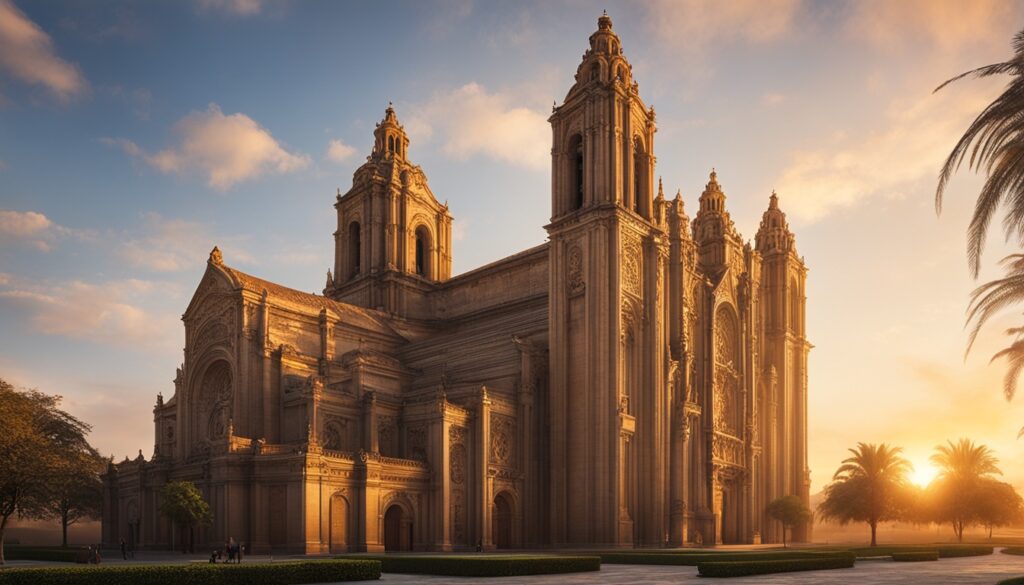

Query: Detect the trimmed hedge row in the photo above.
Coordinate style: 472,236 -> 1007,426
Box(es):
697,553 -> 856,578
348,555 -> 600,576
2,546 -> 82,563
843,544 -> 993,558
891,551 -> 939,562
1002,546 -> 1024,556
0,559 -> 381,585
600,550 -> 849,566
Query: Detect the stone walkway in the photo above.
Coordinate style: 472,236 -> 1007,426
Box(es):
3,549 -> 1022,584
378,550 -> 1024,584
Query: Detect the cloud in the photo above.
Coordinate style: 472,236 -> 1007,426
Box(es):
104,104 -> 311,191
196,0 -> 262,16
847,0 -> 1018,52
0,0 -> 88,101
407,83 -> 548,170
0,209 -> 70,251
0,275 -> 181,353
774,86 -> 998,223
324,139 -> 357,163
644,0 -> 801,53
119,212 -> 256,272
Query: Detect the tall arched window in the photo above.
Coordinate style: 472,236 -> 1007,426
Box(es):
387,136 -> 395,153
569,134 -> 584,212
348,221 -> 361,279
633,137 -> 645,215
414,226 -> 431,278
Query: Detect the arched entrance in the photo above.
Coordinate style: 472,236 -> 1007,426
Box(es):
492,492 -> 513,549
329,494 -> 349,553
383,505 -> 412,551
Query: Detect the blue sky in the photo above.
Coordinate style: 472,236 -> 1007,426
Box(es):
3,0 -> 1024,491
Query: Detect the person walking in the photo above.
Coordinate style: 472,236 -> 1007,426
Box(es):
119,538 -> 127,560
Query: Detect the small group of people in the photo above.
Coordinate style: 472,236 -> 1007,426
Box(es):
209,537 -> 244,564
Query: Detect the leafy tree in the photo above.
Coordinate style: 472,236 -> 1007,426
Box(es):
934,28 -> 1024,427
159,481 -> 211,553
47,449 -> 105,547
817,442 -> 913,546
765,495 -> 811,547
928,438 -> 1003,542
975,478 -> 1024,539
0,379 -> 95,564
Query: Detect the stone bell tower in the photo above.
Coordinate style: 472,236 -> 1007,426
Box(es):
326,104 -> 453,318
546,12 -> 669,547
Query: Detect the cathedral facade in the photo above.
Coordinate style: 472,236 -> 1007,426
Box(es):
102,14 -> 810,552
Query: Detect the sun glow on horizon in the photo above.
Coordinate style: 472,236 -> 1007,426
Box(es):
910,460 -> 940,488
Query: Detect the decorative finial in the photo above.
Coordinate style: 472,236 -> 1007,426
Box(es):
209,246 -> 223,265
675,188 -> 683,201
658,176 -> 664,197
336,187 -> 341,197
326,269 -> 333,288
769,190 -> 779,209
603,9 -> 607,16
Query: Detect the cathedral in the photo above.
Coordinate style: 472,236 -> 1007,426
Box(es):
102,14 -> 810,553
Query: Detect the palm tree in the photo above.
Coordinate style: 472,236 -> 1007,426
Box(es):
817,442 -> 914,546
929,438 -> 1002,541
935,29 -> 1024,429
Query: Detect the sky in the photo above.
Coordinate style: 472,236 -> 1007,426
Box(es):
2,0 -> 1024,496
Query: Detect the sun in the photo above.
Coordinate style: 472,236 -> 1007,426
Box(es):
910,460 -> 939,488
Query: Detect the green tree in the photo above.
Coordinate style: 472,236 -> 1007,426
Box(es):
817,442 -> 913,547
975,478 -> 1024,539
928,438 -> 1003,542
0,379 -> 95,565
47,449 -> 105,548
765,495 -> 811,547
159,481 -> 211,553
934,28 -> 1024,427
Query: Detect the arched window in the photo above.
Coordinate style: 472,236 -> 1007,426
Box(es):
414,226 -> 431,278
569,134 -> 584,212
388,136 -> 395,153
348,221 -> 361,279
633,137 -> 645,215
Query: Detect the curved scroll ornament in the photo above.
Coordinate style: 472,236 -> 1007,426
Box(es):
567,245 -> 584,294
490,415 -> 515,466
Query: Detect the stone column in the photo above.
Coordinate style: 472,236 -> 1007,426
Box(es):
476,387 -> 493,550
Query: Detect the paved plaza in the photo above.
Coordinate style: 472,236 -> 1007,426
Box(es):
3,549 -> 1023,584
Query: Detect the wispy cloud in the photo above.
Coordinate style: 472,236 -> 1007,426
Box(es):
196,0 -> 263,17
324,138 -> 357,163
0,209 -> 72,251
407,83 -> 548,170
0,275 -> 181,353
644,0 -> 801,54
119,212 -> 256,272
103,103 -> 311,191
0,0 -> 88,101
774,85 -> 999,223
846,0 -> 1018,52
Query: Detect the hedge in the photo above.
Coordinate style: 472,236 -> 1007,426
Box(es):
1002,547 -> 1024,556
697,553 -> 856,578
891,551 -> 939,562
2,546 -> 82,563
600,550 -> 850,566
997,578 -> 1024,585
843,545 -> 992,558
348,555 -> 600,576
0,559 -> 381,585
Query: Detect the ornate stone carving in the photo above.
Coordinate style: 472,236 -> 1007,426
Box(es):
567,245 -> 585,294
378,415 -> 397,456
407,425 -> 428,462
450,443 -> 466,484
490,414 -> 515,466
622,243 -> 642,296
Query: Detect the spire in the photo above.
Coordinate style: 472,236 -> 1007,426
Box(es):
698,168 -> 726,213
756,190 -> 796,253
372,102 -> 409,161
657,176 -> 665,199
